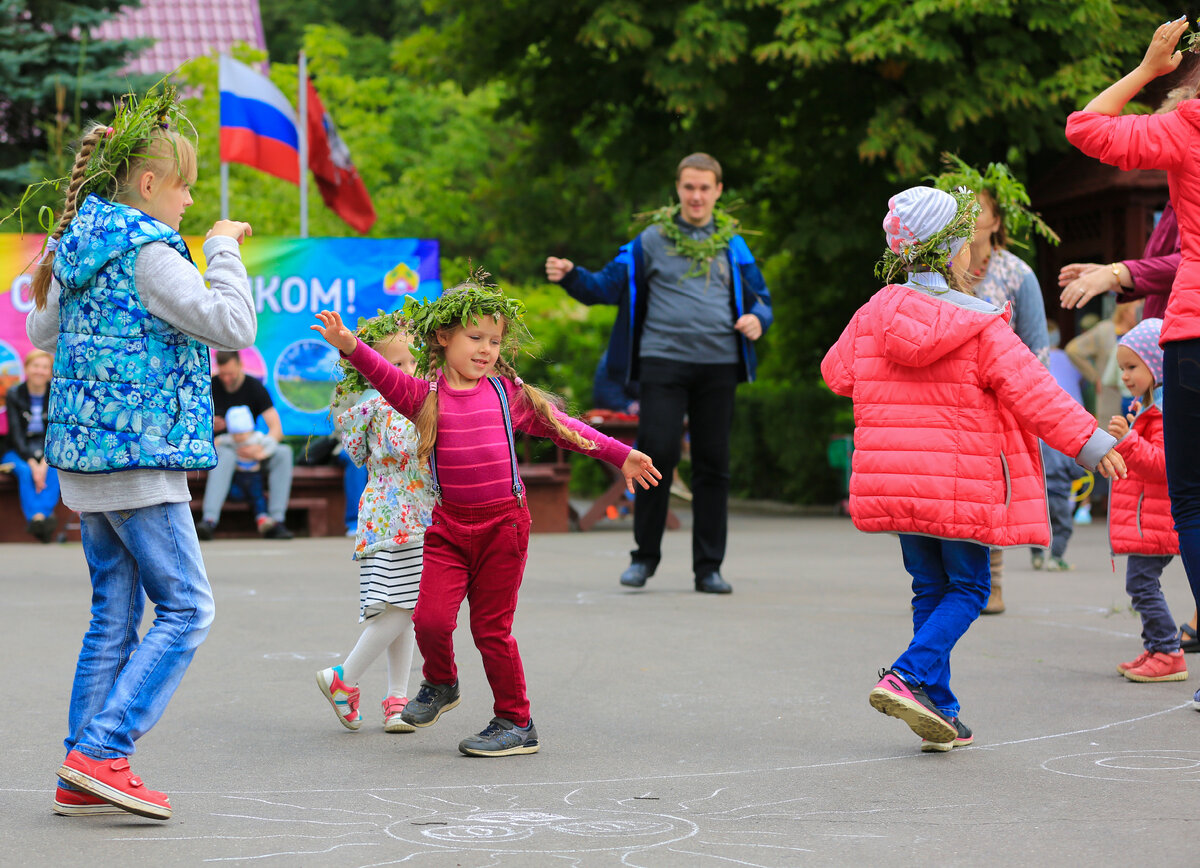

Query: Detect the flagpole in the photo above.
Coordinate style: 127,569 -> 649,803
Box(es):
298,50 -> 308,239
220,162 -> 229,220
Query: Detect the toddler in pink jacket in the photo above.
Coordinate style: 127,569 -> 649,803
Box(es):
821,186 -> 1126,751
1107,318 -> 1186,683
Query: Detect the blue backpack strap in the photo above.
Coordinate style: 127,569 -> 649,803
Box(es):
489,377 -> 525,506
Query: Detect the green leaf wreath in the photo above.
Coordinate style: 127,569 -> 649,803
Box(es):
931,153 -> 1061,249
875,187 -> 980,287
631,203 -> 745,278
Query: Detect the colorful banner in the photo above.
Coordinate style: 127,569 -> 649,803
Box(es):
0,235 -> 441,436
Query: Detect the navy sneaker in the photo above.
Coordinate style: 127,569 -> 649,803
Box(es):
400,680 -> 460,727
1193,687 -> 1200,712
868,668 -> 957,743
458,717 -> 539,757
921,716 -> 974,752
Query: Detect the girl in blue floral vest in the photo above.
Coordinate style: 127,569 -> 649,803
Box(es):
24,90 -> 256,821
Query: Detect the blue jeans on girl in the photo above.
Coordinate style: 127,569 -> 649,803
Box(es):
2,449 -> 60,521
66,502 -> 214,760
894,535 -> 990,719
1162,339 -> 1200,615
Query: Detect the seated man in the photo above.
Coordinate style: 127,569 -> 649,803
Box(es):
215,405 -> 277,536
197,351 -> 294,540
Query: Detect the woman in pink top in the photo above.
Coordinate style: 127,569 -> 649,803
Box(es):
313,281 -> 660,757
1066,17 -> 1200,709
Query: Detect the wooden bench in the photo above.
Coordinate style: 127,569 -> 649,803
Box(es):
0,470 -> 81,543
186,464 -> 346,539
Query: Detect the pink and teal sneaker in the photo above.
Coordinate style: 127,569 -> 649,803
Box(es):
316,666 -> 361,730
868,668 -> 958,744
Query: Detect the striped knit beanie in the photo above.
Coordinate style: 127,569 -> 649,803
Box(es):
883,186 -> 969,264
1118,317 -> 1164,385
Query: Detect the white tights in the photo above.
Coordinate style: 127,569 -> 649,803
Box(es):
340,605 -> 415,698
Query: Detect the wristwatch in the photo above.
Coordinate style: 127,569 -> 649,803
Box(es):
1109,262 -> 1128,292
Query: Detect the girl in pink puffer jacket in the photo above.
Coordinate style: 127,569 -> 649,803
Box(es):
1107,318 -> 1186,684
821,186 -> 1127,752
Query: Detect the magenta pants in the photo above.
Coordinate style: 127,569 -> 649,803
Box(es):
414,498 -> 532,725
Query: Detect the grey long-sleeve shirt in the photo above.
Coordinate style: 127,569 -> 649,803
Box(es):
26,235 -> 256,512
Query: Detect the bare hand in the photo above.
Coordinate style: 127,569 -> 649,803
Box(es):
545,256 -> 574,282
1096,448 -> 1127,480
206,220 -> 253,244
735,313 -> 763,341
311,310 -> 358,355
1060,265 -> 1118,309
1058,263 -> 1101,288
236,444 -> 266,462
30,459 -> 47,493
1107,413 -> 1131,439
622,449 -> 662,493
1139,16 -> 1189,78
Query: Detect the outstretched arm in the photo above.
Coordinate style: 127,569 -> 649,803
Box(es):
312,310 -> 428,418
1083,17 -> 1189,114
621,449 -> 661,493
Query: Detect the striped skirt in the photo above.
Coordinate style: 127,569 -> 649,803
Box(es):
359,541 -> 423,620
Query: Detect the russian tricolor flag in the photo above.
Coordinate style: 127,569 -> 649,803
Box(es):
219,56 -> 300,185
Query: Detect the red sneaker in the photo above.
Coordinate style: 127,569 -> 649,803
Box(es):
1117,650 -> 1152,675
57,751 -> 172,820
1124,650 -> 1188,683
53,784 -> 127,816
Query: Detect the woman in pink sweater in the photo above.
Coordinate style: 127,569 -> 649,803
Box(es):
1065,16 -> 1200,709
313,282 -> 659,757
822,186 -> 1125,751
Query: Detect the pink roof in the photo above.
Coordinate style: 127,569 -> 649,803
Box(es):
95,0 -> 267,76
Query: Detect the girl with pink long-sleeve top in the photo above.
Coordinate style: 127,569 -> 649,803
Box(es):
313,283 -> 659,757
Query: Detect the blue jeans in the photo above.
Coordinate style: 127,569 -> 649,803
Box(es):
894,535 -> 990,719
1162,340 -> 1200,613
338,450 -> 368,532
2,449 -> 60,521
66,502 -> 214,759
1033,442 -> 1081,559
1126,555 -> 1178,653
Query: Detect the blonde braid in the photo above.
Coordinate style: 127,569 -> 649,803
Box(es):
413,339 -> 446,470
493,357 -> 596,452
31,124 -> 108,310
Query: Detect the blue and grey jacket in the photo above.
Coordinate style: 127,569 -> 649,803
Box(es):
558,231 -> 773,385
46,194 -> 216,473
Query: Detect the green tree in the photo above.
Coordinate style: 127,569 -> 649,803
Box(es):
0,0 -> 149,191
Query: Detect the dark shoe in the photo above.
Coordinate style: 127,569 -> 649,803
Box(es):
868,668 -> 957,743
195,519 -> 216,541
459,717 -> 539,757
263,522 -> 294,540
921,716 -> 974,752
619,562 -> 654,588
1180,622 -> 1200,654
400,680 -> 460,727
694,572 -> 732,594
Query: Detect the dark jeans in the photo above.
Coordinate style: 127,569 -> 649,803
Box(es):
1162,339 -> 1200,614
229,469 -> 268,518
632,358 -> 739,577
1126,555 -> 1179,653
1034,441 -> 1082,559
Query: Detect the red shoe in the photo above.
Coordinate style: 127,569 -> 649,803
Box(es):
1117,650 -> 1152,675
57,751 -> 172,820
1124,650 -> 1188,683
53,784 -> 127,816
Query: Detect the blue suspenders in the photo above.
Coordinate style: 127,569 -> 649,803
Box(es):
427,377 -> 526,507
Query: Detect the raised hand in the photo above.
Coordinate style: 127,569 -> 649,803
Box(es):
311,310 -> 358,355
1139,16 -> 1190,78
545,256 -> 575,283
206,220 -> 253,244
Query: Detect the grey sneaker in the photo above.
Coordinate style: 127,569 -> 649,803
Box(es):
459,717 -> 539,757
400,680 -> 460,727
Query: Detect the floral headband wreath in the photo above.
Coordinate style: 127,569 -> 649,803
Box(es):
931,153 -> 1061,249
5,81 -> 195,238
875,187 -> 980,287
400,270 -> 529,380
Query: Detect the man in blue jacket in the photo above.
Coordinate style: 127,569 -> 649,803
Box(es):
546,153 -> 773,594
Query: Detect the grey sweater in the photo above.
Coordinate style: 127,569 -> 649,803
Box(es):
26,235 -> 256,512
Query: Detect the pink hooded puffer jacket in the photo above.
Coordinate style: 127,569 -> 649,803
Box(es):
821,282 -> 1113,547
1109,405 -> 1178,556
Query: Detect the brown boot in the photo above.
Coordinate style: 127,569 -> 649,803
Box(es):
982,548 -> 1005,615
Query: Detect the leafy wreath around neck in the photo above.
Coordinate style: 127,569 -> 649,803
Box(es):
632,203 -> 743,278
875,187 -> 980,288
931,153 -> 1061,249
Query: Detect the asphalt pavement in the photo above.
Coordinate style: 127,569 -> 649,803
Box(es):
2,508 -> 1198,867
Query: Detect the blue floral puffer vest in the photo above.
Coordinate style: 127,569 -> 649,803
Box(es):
46,194 -> 216,473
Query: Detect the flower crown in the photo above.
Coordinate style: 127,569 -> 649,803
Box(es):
401,271 -> 529,380
875,187 -> 980,286
931,153 -> 1060,248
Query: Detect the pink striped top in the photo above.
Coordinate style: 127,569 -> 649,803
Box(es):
345,341 -> 631,505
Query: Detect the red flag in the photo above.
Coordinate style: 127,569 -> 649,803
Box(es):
306,78 -> 377,234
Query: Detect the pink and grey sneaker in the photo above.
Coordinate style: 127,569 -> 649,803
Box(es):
56,751 -> 172,820
868,668 -> 958,744
382,696 -> 415,733
920,717 -> 974,752
316,665 -> 362,730
53,783 -> 129,816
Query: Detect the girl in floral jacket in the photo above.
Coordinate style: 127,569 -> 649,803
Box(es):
316,323 -> 435,734
822,186 -> 1126,752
